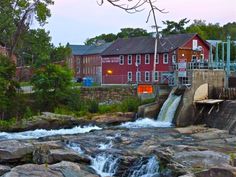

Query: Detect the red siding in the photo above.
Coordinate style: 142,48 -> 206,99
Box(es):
102,53 -> 172,84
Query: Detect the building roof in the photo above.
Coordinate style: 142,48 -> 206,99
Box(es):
69,45 -> 91,55
69,42 -> 113,56
102,33 -> 198,56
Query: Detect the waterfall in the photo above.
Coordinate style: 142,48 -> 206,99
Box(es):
157,93 -> 182,123
128,156 -> 160,177
0,125 -> 102,140
90,153 -> 120,177
119,92 -> 181,128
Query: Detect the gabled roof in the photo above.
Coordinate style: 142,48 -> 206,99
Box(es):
102,33 -> 198,56
69,42 -> 113,56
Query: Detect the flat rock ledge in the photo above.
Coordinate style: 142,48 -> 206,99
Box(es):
1,161 -> 98,177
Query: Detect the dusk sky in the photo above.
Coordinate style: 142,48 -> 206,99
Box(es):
42,0 -> 236,45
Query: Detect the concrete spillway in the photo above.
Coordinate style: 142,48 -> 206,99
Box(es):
206,100 -> 236,134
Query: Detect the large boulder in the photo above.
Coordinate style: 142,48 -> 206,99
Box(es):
173,150 -> 230,169
195,167 -> 236,177
92,112 -> 135,125
2,161 -> 99,177
0,165 -> 10,176
0,140 -> 34,164
49,149 -> 90,164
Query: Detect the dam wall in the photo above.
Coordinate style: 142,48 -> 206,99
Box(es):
175,69 -> 225,126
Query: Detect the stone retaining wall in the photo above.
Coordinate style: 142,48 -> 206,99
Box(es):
79,86 -> 137,102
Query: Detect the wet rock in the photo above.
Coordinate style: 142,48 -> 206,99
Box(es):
173,150 -> 230,169
2,161 -> 99,177
0,165 -> 11,176
195,167 -> 236,177
0,112 -> 88,132
0,140 -> 34,164
49,149 -> 91,164
32,144 -> 50,164
92,112 -> 135,125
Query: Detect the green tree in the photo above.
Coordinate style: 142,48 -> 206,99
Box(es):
0,0 -> 54,57
50,44 -> 72,62
31,64 -> 73,111
18,28 -> 53,66
117,28 -> 150,38
85,33 -> 117,45
161,18 -> 190,35
186,20 -> 223,40
84,28 -> 150,45
0,54 -> 19,119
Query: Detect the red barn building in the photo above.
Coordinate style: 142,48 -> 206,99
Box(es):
101,33 -> 210,85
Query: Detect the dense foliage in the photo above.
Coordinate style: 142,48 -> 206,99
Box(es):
0,54 -> 19,119
85,28 -> 151,45
31,64 -> 73,111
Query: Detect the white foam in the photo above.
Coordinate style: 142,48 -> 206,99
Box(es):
98,141 -> 113,150
119,118 -> 172,128
0,125 -> 102,140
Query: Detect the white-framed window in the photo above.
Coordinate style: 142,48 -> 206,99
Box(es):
163,53 -> 169,64
200,54 -> 204,60
145,71 -> 150,82
136,71 -> 141,82
128,55 -> 132,65
136,54 -> 141,65
145,54 -> 150,64
192,40 -> 198,50
119,55 -> 124,65
172,55 -> 176,64
155,54 -> 159,64
127,72 -> 132,81
154,71 -> 159,81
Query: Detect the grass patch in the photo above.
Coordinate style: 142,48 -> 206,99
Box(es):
20,82 -> 31,87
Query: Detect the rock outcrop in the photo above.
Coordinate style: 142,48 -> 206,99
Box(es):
2,161 -> 98,177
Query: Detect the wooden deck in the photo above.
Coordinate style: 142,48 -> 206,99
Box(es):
195,99 -> 224,104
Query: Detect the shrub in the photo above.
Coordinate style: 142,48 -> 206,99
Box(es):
120,97 -> 141,112
87,100 -> 99,113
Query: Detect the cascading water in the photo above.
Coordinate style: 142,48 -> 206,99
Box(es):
157,93 -> 182,122
128,156 -> 160,177
66,142 -> 84,154
120,92 -> 181,128
90,153 -> 120,177
0,125 -> 102,140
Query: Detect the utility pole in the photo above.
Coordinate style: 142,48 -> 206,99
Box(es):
148,0 -> 159,83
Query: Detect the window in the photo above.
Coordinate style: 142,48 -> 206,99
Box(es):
172,55 -> 176,64
200,54 -> 204,60
155,54 -> 159,64
192,55 -> 197,62
192,40 -> 198,50
128,55 -> 132,65
136,71 -> 141,82
145,54 -> 150,64
119,55 -> 124,65
127,72 -> 132,81
154,71 -> 159,81
136,54 -> 141,65
145,71 -> 150,82
163,53 -> 169,64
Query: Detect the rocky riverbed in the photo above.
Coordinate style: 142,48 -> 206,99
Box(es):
0,117 -> 236,177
